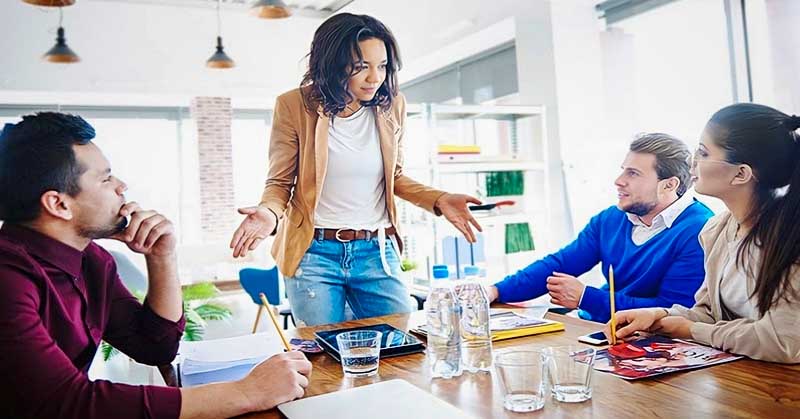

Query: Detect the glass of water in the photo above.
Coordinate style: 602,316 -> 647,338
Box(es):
494,350 -> 547,412
545,346 -> 596,403
336,330 -> 382,378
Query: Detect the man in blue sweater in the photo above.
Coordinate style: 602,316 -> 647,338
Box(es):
487,133 -> 713,322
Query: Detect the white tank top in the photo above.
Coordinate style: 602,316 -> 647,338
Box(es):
314,106 -> 391,230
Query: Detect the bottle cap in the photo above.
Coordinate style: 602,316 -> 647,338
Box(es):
463,266 -> 480,276
432,265 -> 449,279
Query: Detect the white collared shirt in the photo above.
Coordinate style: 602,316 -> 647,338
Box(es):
626,192 -> 695,245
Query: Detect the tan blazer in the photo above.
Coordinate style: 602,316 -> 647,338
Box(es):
669,211 -> 800,363
259,88 -> 445,277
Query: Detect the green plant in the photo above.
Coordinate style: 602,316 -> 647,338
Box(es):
101,282 -> 232,361
400,259 -> 418,272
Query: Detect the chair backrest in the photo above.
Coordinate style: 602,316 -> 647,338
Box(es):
110,250 -> 148,293
239,267 -> 281,306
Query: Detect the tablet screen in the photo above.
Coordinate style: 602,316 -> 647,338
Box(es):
315,324 -> 422,351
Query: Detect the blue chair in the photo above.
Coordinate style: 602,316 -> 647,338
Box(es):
239,267 -> 295,332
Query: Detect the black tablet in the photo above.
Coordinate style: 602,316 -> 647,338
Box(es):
314,323 -> 426,362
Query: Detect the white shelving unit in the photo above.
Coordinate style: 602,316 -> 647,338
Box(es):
398,103 -> 551,291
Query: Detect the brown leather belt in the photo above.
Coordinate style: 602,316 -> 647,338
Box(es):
314,227 -> 397,242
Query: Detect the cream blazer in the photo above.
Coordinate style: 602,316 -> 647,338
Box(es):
669,211 -> 800,363
259,88 -> 445,277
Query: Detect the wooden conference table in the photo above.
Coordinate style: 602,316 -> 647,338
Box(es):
197,308 -> 800,418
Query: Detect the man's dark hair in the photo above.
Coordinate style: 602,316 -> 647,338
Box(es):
301,13 -> 401,117
629,132 -> 692,196
0,112 -> 96,223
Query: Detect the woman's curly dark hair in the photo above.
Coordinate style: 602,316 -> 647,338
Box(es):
300,13 -> 401,117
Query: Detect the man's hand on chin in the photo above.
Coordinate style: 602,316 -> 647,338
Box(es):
110,202 -> 176,258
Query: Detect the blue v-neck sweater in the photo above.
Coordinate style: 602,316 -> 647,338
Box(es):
495,201 -> 713,322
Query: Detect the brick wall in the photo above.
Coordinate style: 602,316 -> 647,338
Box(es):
191,97 -> 236,242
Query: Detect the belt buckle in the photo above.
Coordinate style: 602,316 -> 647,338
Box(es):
334,228 -> 351,243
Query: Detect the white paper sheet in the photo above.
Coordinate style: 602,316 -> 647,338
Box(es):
180,332 -> 285,364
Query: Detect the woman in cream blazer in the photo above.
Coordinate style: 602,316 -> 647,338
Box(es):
230,13 -> 482,326
609,103 -> 800,363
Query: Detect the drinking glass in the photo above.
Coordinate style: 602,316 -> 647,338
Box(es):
495,349 -> 547,412
336,330 -> 382,378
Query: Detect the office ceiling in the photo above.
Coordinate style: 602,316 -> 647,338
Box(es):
88,0 -> 353,18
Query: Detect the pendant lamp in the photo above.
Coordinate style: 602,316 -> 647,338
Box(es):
43,8 -> 79,63
206,0 -> 235,69
23,0 -> 75,6
250,0 -> 291,19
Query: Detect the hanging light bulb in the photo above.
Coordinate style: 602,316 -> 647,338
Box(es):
23,0 -> 75,6
250,0 -> 291,19
43,8 -> 79,63
206,0 -> 235,69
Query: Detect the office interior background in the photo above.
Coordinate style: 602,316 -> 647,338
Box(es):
1,0 -> 798,384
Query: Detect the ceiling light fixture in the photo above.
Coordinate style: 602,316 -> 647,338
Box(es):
43,7 -> 80,63
250,0 -> 291,19
23,0 -> 75,6
206,0 -> 235,69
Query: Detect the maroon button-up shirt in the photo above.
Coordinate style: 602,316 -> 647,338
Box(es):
0,224 -> 185,419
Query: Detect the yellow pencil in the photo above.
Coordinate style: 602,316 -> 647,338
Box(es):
609,265 -> 617,345
259,293 -> 291,352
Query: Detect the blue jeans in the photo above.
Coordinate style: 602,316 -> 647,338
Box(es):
284,236 -> 412,326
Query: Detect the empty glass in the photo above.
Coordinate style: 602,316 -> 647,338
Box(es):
336,330 -> 382,378
495,350 -> 547,412
545,346 -> 596,403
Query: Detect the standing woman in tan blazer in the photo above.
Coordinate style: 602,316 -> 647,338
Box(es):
230,13 -> 482,326
608,103 -> 800,363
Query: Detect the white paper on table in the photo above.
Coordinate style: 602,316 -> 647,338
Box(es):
179,332 -> 285,364
181,357 -> 266,375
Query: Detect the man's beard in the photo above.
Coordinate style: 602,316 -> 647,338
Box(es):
79,216 -> 128,240
623,200 -> 658,217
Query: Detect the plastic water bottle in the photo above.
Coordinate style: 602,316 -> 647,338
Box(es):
425,266 -> 463,379
457,265 -> 493,372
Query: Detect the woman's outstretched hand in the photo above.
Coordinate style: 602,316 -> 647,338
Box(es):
434,193 -> 484,243
230,206 -> 277,258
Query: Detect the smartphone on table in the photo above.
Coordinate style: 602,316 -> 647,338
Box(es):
577,331 -> 609,345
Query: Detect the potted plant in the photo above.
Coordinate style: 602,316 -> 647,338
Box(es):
101,282 -> 232,361
399,258 -> 419,287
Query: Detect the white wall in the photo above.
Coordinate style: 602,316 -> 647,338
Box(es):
763,0 -> 800,113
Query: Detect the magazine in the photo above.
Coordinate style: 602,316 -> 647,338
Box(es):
489,310 -> 554,331
593,335 -> 742,380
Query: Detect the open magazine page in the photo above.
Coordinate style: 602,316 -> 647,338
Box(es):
489,311 -> 555,331
594,335 -> 742,380
414,310 -> 554,334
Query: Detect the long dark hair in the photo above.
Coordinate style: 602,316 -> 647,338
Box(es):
706,103 -> 800,316
300,13 -> 401,117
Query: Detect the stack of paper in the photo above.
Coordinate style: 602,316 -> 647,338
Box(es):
179,332 -> 284,387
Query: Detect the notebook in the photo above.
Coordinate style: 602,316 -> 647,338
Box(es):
178,332 -> 284,387
410,309 -> 564,341
278,379 -> 476,419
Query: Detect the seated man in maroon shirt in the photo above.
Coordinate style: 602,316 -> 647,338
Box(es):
0,113 -> 311,419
